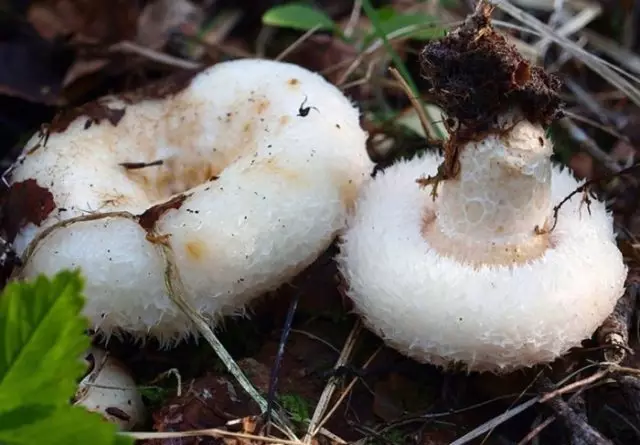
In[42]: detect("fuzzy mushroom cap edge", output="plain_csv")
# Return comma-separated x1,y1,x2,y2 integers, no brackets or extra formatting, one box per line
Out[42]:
4,59,375,343
337,152,627,372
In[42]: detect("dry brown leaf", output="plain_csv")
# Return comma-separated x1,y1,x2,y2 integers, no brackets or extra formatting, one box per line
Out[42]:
27,0,140,44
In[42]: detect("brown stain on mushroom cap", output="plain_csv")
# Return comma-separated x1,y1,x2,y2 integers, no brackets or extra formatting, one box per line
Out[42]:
0,179,56,242
287,78,300,88
252,157,303,185
185,239,206,261
339,178,358,213
48,101,126,135
122,90,263,201
255,99,270,114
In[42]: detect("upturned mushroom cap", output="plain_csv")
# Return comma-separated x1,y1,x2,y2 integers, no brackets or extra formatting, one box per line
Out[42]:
337,130,627,372
74,347,145,430
2,59,374,343
337,3,627,372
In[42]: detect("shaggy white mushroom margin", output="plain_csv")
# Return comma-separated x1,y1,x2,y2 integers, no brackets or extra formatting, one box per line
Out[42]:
337,4,628,372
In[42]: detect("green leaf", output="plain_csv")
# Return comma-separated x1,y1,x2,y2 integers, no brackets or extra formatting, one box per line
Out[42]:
0,270,90,411
278,393,310,424
0,271,135,444
262,3,336,32
361,0,448,141
0,404,131,445
376,8,446,41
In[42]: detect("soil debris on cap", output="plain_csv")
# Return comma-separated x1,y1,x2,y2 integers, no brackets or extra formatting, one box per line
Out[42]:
48,101,126,135
419,1,563,134
138,193,188,233
0,179,56,242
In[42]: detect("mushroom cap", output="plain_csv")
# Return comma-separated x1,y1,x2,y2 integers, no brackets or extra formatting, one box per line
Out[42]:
74,347,146,430
338,152,627,372
5,59,373,342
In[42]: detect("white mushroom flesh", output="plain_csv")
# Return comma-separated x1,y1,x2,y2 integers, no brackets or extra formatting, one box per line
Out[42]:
338,116,627,372
6,59,373,342
74,347,146,430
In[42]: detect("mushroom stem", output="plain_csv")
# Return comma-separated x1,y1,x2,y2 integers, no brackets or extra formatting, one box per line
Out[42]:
423,114,553,266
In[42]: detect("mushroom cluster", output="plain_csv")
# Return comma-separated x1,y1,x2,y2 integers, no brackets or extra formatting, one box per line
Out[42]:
338,4,628,372
1,58,374,343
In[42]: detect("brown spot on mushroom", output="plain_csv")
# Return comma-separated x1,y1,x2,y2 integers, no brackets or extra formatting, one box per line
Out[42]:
0,179,56,242
339,179,358,212
162,96,207,155
287,78,300,88
253,158,302,184
255,99,270,114
48,101,126,135
279,115,290,126
138,194,187,232
185,239,206,261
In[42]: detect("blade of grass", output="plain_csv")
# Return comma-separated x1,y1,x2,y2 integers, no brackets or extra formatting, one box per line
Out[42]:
360,0,447,140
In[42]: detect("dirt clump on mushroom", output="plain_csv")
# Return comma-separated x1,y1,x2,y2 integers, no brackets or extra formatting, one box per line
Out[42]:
419,2,563,139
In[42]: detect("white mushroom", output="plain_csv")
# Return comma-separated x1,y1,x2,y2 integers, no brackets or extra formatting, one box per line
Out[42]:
74,347,145,430
337,6,628,372
338,117,626,372
2,59,373,343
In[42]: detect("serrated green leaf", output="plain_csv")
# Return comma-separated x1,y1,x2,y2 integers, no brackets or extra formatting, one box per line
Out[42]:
0,404,133,445
0,270,91,411
262,3,336,32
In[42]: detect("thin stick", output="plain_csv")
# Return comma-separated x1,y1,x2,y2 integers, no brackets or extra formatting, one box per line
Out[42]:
450,397,540,445
491,0,640,108
538,369,609,403
563,110,628,141
335,21,460,86
533,4,601,56
597,284,636,363
303,320,363,443
517,415,557,445
388,66,440,142
312,345,382,437
159,243,298,440
343,0,363,38
558,118,621,174
109,41,202,70
275,24,324,62
266,290,300,429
